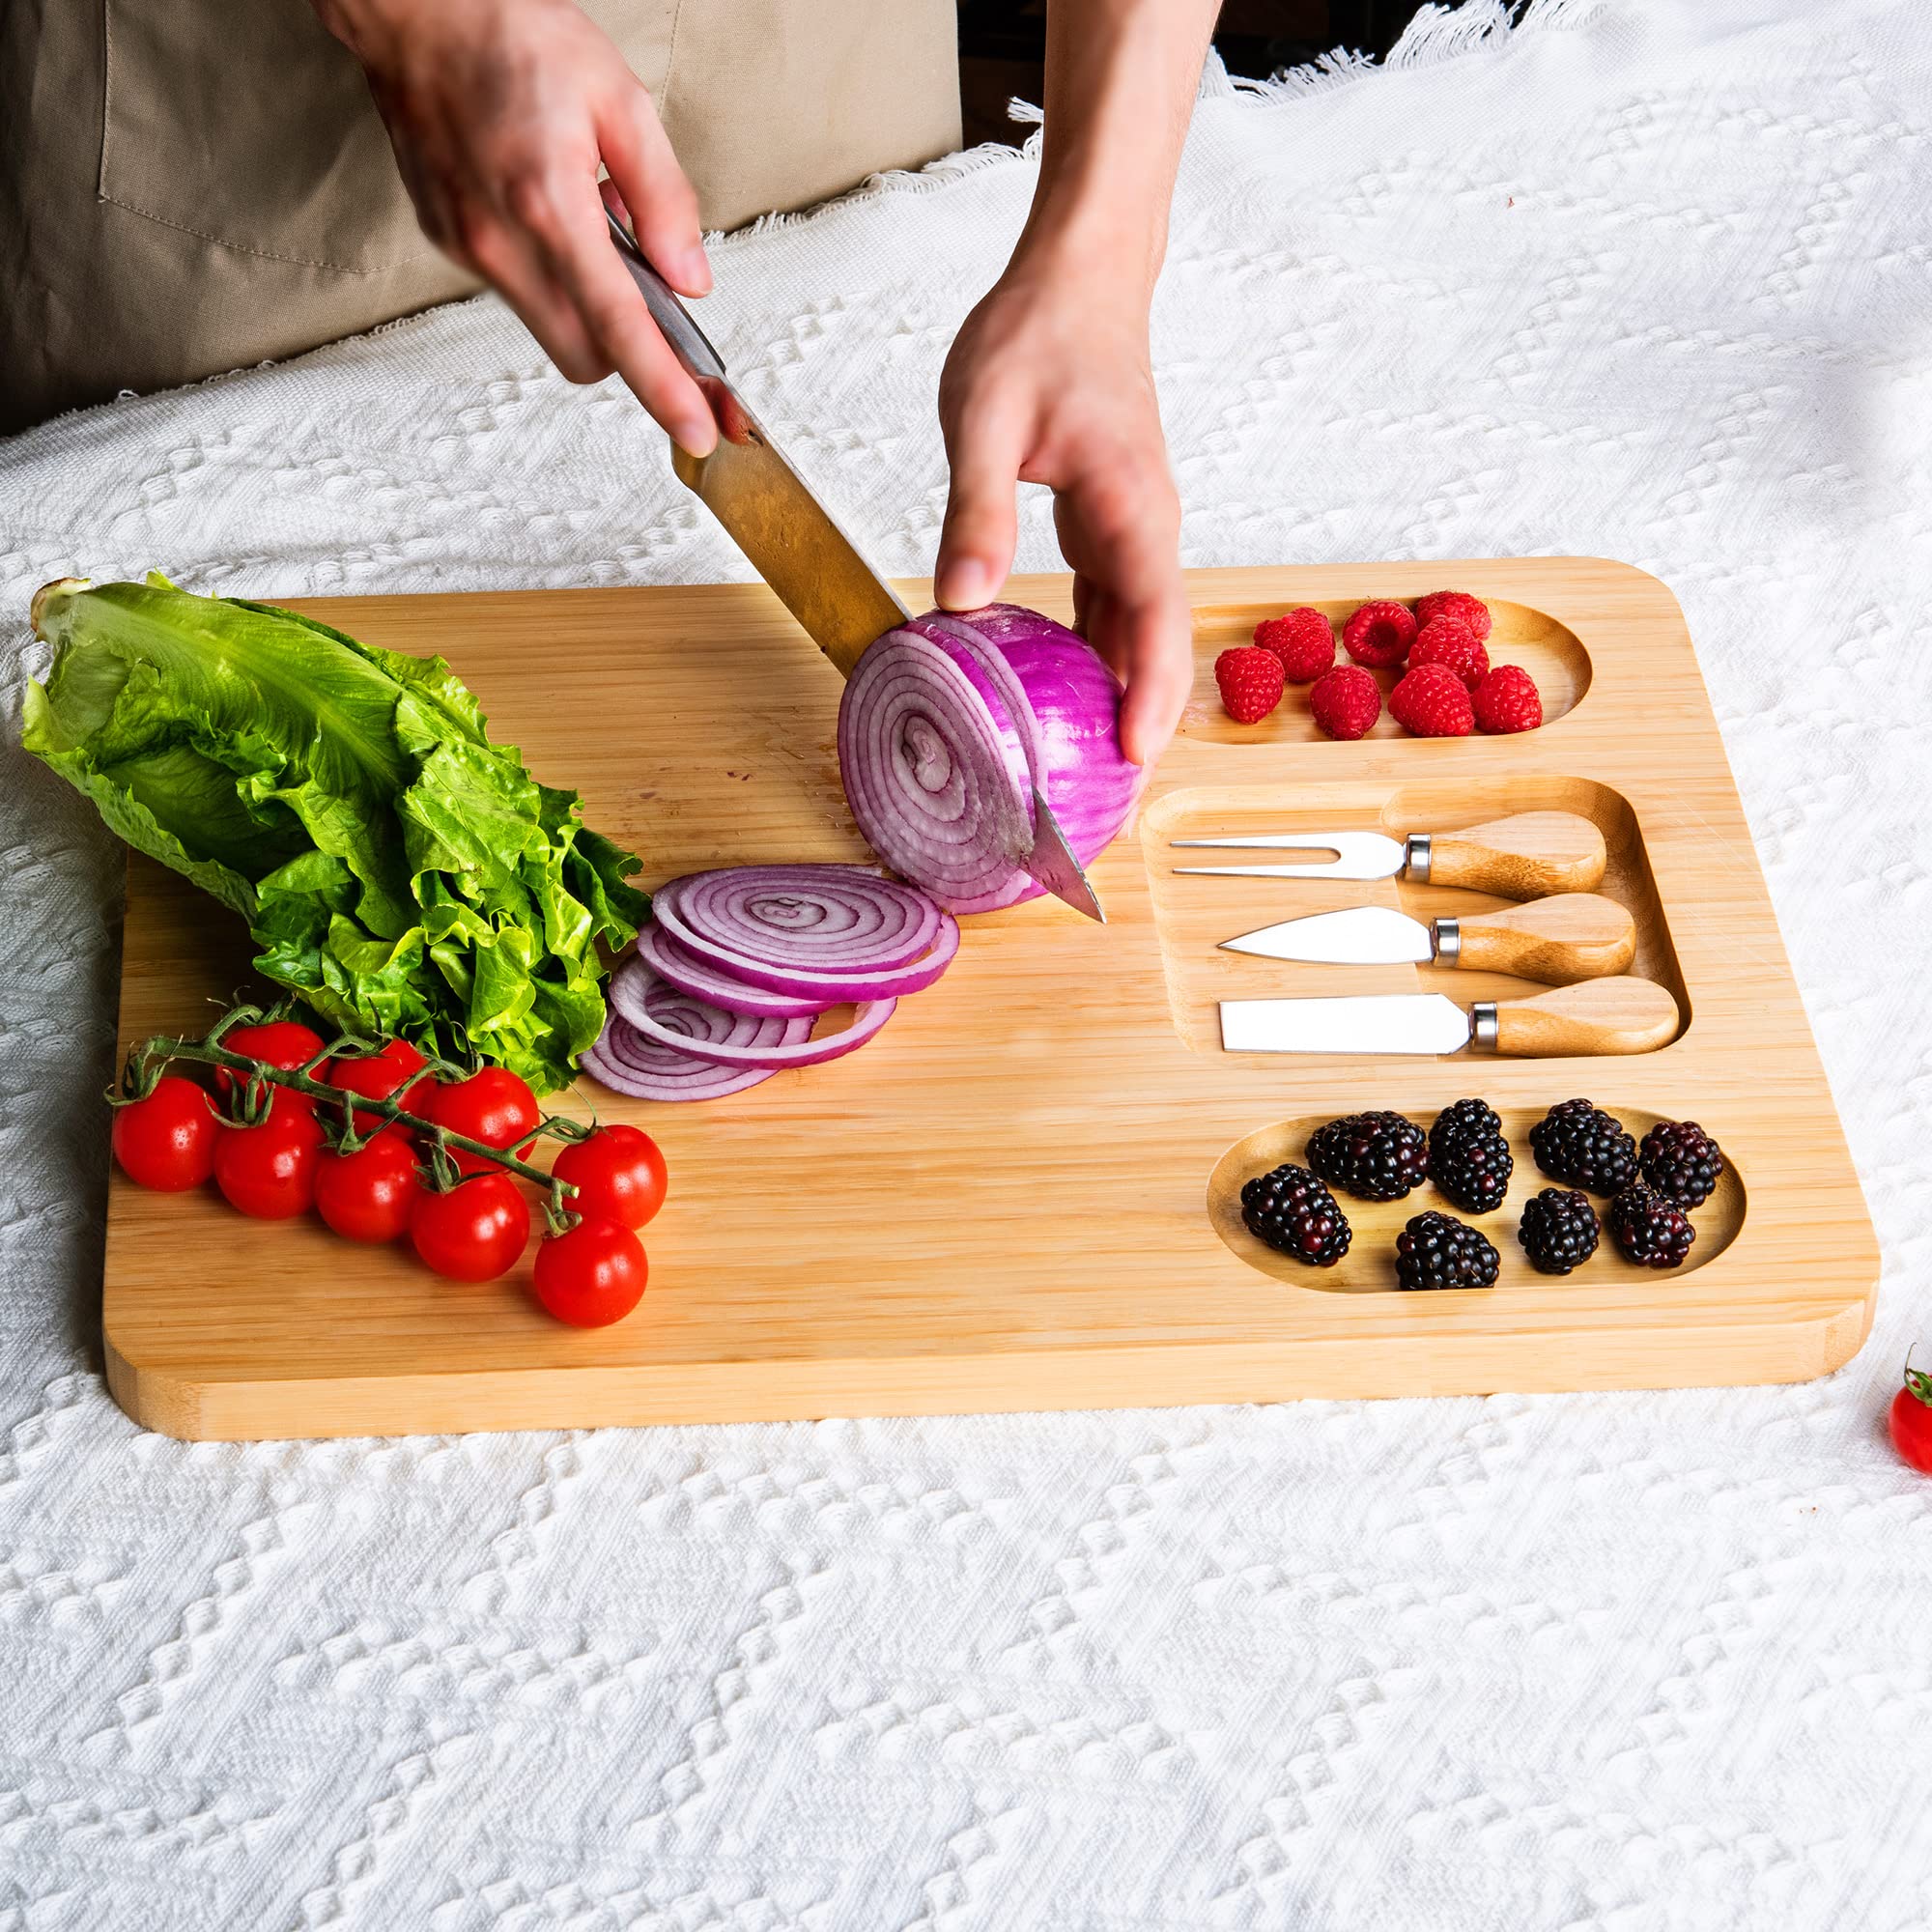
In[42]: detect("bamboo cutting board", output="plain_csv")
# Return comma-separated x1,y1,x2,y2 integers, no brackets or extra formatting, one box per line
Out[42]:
102,561,1878,1439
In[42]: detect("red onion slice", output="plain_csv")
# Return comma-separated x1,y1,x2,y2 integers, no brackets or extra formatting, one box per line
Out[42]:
582,971,814,1101
581,1034,781,1104
614,960,896,1069
657,865,942,972
629,926,836,1019
644,898,961,1003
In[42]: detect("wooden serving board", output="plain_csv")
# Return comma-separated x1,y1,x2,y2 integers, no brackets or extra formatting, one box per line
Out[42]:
103,562,1877,1439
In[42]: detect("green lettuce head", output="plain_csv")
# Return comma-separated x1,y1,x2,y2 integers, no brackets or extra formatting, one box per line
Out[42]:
23,573,646,1093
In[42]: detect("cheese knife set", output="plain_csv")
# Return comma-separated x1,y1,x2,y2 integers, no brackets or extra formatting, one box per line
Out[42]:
1175,809,1679,1057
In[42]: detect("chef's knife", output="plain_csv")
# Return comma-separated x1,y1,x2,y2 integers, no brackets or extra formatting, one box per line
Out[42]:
605,210,1103,923
1174,810,1606,900
1220,892,1636,984
1219,975,1679,1057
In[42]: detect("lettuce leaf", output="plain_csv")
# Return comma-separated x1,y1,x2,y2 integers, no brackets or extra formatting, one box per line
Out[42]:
23,574,646,1093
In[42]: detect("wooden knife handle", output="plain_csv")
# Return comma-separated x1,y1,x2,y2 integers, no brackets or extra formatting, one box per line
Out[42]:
1448,893,1636,984
1486,976,1679,1056
1424,811,1608,898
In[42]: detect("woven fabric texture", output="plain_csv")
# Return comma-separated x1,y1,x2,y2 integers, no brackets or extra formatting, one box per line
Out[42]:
3,2,1930,1924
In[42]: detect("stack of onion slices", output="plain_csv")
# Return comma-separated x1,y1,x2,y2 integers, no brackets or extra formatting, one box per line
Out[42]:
582,866,957,1102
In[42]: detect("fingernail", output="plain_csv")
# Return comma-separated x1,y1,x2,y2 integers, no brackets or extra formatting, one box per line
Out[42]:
681,249,712,295
676,416,718,459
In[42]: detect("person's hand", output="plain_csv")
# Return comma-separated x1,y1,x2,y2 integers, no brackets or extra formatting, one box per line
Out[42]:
314,0,718,453
934,263,1191,768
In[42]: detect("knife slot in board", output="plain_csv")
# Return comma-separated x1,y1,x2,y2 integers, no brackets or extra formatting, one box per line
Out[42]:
1142,774,1687,1058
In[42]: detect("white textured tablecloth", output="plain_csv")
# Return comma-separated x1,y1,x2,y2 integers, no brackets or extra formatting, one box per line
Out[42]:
5,2,1931,1924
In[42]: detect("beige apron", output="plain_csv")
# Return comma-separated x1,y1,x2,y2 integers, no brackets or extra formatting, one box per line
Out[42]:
0,0,959,433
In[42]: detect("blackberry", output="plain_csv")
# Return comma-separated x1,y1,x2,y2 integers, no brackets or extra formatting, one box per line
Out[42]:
1429,1097,1502,1150
1518,1187,1601,1275
1638,1120,1725,1210
1608,1182,1695,1268
1307,1110,1430,1202
1428,1101,1514,1213
1528,1098,1637,1194
1395,1211,1501,1291
1241,1164,1352,1266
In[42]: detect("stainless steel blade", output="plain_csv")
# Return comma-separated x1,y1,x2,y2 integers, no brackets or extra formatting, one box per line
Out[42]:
1220,905,1432,965
607,212,1103,923
1218,992,1473,1055
1172,830,1408,880
1020,799,1106,922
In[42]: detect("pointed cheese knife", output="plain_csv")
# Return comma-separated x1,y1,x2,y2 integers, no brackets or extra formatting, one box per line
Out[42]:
605,208,1102,923
1220,892,1636,984
1219,976,1679,1057
1174,810,1606,900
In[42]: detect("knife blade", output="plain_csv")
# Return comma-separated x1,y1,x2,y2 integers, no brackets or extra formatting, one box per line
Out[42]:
606,211,1103,923
1218,893,1638,983
1221,905,1434,965
1219,977,1680,1057
1221,992,1475,1055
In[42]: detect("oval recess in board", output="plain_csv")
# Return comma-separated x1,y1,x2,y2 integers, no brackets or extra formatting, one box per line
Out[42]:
1181,594,1591,746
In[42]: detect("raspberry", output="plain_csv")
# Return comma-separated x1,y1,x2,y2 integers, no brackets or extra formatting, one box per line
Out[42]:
1214,645,1285,724
1389,663,1474,737
1414,590,1492,641
1472,665,1543,734
1408,616,1490,690
1253,608,1336,683
1341,600,1417,668
1308,664,1382,740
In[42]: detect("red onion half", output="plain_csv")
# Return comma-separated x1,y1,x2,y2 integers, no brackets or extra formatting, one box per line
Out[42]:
838,605,1143,912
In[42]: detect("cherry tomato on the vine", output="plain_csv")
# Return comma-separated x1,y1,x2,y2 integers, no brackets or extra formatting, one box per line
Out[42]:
1890,1360,1932,1475
422,1067,540,1174
111,1075,218,1191
324,1037,433,1134
315,1130,423,1243
551,1124,668,1230
410,1173,530,1281
216,1020,328,1119
213,1110,325,1219
532,1218,648,1327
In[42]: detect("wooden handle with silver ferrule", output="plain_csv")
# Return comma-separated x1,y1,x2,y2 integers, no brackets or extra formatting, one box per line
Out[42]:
1434,893,1636,983
1470,976,1680,1056
1411,810,1608,898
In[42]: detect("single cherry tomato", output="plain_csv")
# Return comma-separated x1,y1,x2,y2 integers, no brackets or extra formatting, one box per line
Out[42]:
213,1110,324,1219
532,1217,648,1327
551,1124,668,1230
216,1019,328,1119
422,1067,540,1175
324,1037,433,1134
1889,1360,1932,1474
315,1129,423,1243
410,1173,530,1281
111,1075,218,1190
